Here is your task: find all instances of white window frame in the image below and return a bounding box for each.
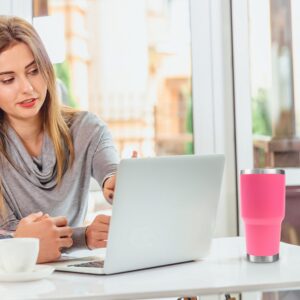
[191,0,237,237]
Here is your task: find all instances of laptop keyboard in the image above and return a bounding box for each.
[68,260,104,268]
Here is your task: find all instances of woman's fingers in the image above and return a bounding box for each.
[95,214,110,224]
[58,226,73,238]
[85,214,111,249]
[52,216,68,227]
[93,240,107,248]
[89,231,108,241]
[22,212,43,223]
[59,237,73,248]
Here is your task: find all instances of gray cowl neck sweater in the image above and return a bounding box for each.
[0,111,119,250]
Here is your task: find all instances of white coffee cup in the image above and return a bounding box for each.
[0,238,39,273]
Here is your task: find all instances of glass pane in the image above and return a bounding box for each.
[249,0,300,168]
[248,0,300,249]
[34,0,193,159]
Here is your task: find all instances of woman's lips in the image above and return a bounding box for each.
[18,98,37,108]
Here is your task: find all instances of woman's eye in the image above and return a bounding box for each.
[0,78,14,84]
[28,68,39,75]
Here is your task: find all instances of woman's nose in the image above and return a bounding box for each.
[20,77,34,93]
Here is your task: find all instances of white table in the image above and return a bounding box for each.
[2,237,300,300]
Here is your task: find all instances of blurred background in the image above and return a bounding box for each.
[31,0,194,218]
[33,0,193,159]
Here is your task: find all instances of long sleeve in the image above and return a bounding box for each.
[71,226,87,250]
[0,202,19,232]
[91,123,119,188]
[70,124,119,249]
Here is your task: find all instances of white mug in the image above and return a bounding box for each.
[0,238,39,273]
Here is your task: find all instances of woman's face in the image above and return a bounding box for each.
[0,42,47,124]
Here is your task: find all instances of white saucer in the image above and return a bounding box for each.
[0,265,55,282]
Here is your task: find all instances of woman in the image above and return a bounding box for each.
[0,16,119,263]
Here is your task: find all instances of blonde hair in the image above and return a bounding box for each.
[0,16,77,215]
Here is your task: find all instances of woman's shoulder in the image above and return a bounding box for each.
[68,111,111,149]
[69,111,107,133]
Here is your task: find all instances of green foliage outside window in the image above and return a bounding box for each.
[54,61,78,108]
[252,88,272,167]
[252,88,272,136]
[184,85,194,154]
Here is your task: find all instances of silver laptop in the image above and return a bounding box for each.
[48,154,225,275]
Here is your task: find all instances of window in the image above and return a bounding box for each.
[249,0,300,169]
[34,0,193,159]
[33,0,193,218]
[233,0,300,247]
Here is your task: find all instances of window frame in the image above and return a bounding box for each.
[191,0,237,236]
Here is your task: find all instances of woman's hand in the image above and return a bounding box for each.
[15,212,73,263]
[102,175,116,202]
[85,214,110,249]
[103,150,138,202]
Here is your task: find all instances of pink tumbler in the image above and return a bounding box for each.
[240,169,285,263]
